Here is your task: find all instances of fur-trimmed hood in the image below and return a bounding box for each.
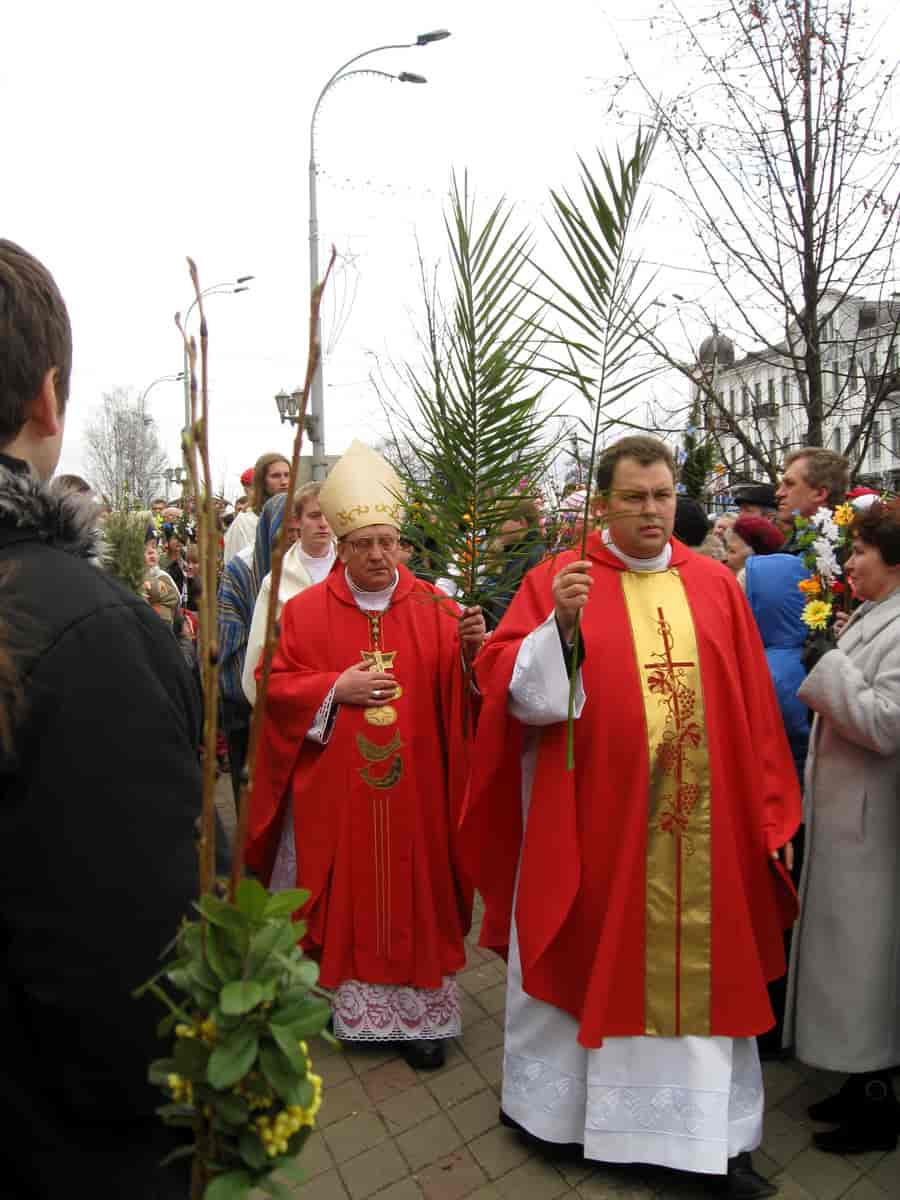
[0,457,99,560]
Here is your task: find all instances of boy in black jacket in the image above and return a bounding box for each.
[0,239,205,1197]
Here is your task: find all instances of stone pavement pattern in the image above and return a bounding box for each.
[270,916,899,1200]
[214,785,898,1200]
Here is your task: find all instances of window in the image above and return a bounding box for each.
[870,352,878,377]
[849,357,858,391]
[832,426,843,454]
[831,361,840,397]
[729,388,736,417]
[893,417,900,457]
[754,381,762,405]
[782,376,791,405]
[768,378,776,405]
[872,421,882,462]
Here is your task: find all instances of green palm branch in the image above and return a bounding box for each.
[535,129,659,767]
[394,172,554,615]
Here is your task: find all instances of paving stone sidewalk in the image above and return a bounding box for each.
[214,785,897,1200]
[287,915,899,1200]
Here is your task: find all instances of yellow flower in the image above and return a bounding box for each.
[833,503,855,527]
[801,599,832,630]
[798,577,822,596]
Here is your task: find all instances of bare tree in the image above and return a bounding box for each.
[611,0,899,475]
[83,387,170,508]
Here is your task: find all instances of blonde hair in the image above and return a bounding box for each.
[292,481,322,519]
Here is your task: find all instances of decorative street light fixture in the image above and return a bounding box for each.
[178,276,254,433]
[162,465,187,499]
[307,29,451,480]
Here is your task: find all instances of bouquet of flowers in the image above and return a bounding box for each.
[794,503,856,629]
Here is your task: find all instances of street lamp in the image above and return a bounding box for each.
[179,276,254,432]
[275,388,322,444]
[162,465,187,499]
[307,29,451,480]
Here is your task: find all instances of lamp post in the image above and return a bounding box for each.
[179,276,254,434]
[163,465,187,500]
[308,29,450,480]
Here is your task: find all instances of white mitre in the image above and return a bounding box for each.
[318,439,405,538]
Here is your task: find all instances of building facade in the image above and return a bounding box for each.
[696,293,900,500]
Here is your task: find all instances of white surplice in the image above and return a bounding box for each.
[502,538,764,1175]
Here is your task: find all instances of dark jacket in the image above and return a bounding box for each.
[484,528,547,630]
[0,455,201,1198]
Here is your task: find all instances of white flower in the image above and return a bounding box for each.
[812,536,842,580]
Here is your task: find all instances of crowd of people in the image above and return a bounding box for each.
[3,240,900,1199]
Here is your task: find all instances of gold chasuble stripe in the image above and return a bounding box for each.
[620,569,712,1037]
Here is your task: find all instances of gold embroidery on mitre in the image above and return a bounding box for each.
[357,730,403,763]
[359,757,403,790]
[621,569,712,1038]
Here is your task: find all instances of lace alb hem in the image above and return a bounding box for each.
[333,977,461,1041]
[504,1050,587,1114]
[269,806,297,892]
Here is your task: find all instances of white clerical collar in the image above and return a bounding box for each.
[298,542,336,582]
[603,527,672,573]
[344,565,400,611]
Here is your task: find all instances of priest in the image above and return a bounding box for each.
[462,436,800,1196]
[247,441,484,1069]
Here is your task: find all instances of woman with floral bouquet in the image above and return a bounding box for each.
[785,498,900,1153]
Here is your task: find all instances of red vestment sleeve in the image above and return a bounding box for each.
[246,595,339,882]
[461,554,577,958]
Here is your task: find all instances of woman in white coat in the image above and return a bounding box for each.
[785,498,900,1154]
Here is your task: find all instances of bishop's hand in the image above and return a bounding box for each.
[459,605,486,665]
[553,559,593,642]
[334,662,397,707]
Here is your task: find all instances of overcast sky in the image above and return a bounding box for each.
[5,0,898,498]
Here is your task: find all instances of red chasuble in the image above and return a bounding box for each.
[460,534,801,1049]
[247,563,473,991]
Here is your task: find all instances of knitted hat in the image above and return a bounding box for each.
[733,515,785,555]
[847,486,880,512]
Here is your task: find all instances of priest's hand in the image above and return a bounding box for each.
[772,841,794,873]
[334,663,397,707]
[459,605,486,665]
[553,559,593,641]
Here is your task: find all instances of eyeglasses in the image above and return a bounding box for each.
[610,489,676,508]
[345,535,400,555]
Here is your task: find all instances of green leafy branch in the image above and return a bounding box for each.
[141,879,331,1200]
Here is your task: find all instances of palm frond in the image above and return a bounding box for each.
[535,129,659,767]
[392,172,555,612]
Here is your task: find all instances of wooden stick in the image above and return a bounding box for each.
[228,247,338,901]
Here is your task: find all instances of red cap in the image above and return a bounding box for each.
[240,468,254,487]
[847,486,879,499]
[733,515,785,555]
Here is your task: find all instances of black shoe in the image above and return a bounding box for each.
[399,1039,445,1070]
[499,1109,584,1163]
[724,1152,777,1198]
[812,1075,900,1154]
[807,1075,863,1123]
